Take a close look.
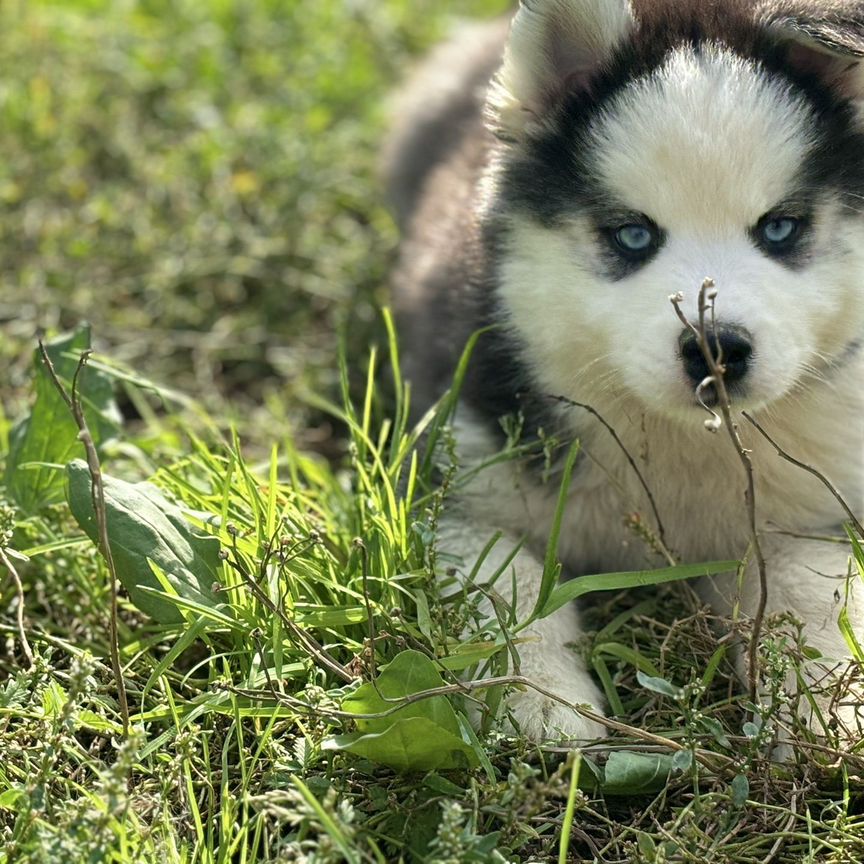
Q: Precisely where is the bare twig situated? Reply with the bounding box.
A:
[354,537,378,680]
[551,395,676,567]
[224,673,735,772]
[742,412,864,538]
[670,280,768,703]
[0,547,34,668]
[221,541,354,683]
[38,341,130,735]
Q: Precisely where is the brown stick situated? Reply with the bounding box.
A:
[221,541,354,683]
[38,342,130,735]
[0,547,34,668]
[670,280,768,703]
[742,412,864,539]
[551,395,677,567]
[224,674,734,772]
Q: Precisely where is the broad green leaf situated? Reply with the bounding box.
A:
[66,459,225,625]
[0,789,26,812]
[342,649,460,737]
[323,716,478,772]
[602,751,675,795]
[636,670,683,699]
[329,649,479,771]
[541,560,739,617]
[6,326,120,512]
[699,716,731,748]
[671,749,693,773]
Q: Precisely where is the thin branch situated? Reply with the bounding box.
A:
[742,412,864,539]
[39,342,130,734]
[670,280,768,703]
[0,547,34,669]
[224,674,735,772]
[551,395,676,567]
[354,537,377,680]
[222,542,354,683]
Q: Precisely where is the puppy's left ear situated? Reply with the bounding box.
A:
[488,0,636,140]
[758,1,864,99]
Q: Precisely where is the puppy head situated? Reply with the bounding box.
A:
[487,0,864,421]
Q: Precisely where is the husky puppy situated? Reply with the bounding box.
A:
[388,0,864,742]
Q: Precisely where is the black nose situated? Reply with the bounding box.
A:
[679,326,753,385]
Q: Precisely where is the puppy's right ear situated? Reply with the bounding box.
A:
[488,0,635,140]
[757,0,864,101]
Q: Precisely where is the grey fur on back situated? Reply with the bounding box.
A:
[383,19,508,229]
[385,19,509,415]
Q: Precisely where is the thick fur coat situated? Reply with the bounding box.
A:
[388,0,864,741]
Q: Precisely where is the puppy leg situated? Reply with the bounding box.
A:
[705,534,863,738]
[438,517,606,743]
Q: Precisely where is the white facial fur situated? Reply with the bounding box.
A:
[497,44,864,420]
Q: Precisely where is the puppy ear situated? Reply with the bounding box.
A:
[488,0,635,139]
[757,1,864,99]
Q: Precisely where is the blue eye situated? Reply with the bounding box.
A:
[615,224,655,253]
[761,217,800,246]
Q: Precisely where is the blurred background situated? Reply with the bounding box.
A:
[0,0,508,448]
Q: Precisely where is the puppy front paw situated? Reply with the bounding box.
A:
[506,675,607,744]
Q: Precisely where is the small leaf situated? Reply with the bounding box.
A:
[437,640,504,672]
[731,773,750,807]
[636,670,683,699]
[839,604,864,665]
[66,460,225,625]
[636,833,657,858]
[422,772,466,796]
[699,716,731,749]
[6,326,120,512]
[672,749,694,773]
[0,788,26,812]
[413,589,433,640]
[742,721,761,739]
[293,605,367,627]
[602,751,674,795]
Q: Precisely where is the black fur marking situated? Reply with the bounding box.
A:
[598,214,666,280]
[469,7,864,446]
[393,3,864,463]
[749,211,815,269]
[460,215,565,446]
[499,7,864,232]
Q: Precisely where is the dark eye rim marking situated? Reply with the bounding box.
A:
[751,211,812,261]
[599,214,665,268]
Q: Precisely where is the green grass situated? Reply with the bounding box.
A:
[2,2,864,863]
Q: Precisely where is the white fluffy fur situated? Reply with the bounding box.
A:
[440,1,864,742]
[490,0,635,136]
